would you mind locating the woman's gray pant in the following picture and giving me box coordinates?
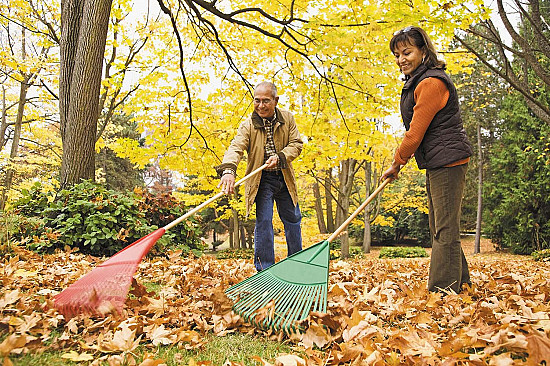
[426,163,470,293]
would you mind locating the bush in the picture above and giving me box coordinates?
[11,181,203,256]
[352,209,430,247]
[379,246,428,259]
[532,249,550,262]
[329,240,364,259]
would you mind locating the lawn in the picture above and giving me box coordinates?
[1,236,549,365]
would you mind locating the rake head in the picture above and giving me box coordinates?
[53,229,166,318]
[225,240,329,334]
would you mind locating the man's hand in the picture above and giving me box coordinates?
[266,155,279,168]
[218,173,236,195]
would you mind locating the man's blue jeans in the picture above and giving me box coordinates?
[254,171,302,271]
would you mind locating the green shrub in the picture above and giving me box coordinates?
[532,249,550,261]
[137,189,204,256]
[379,246,428,259]
[350,208,430,247]
[329,240,364,259]
[11,181,203,256]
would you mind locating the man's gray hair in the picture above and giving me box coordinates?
[255,81,278,98]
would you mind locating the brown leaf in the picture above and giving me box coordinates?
[526,334,550,366]
[301,322,331,349]
[138,358,166,366]
[274,354,306,366]
[0,334,32,356]
[0,290,20,309]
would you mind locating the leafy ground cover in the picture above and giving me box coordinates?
[1,236,549,365]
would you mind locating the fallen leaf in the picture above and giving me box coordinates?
[526,334,550,366]
[274,354,306,366]
[61,350,95,361]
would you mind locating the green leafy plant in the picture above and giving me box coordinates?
[379,246,428,259]
[0,212,22,255]
[532,248,550,261]
[11,181,204,256]
[329,240,364,259]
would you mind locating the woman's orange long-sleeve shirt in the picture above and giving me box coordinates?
[393,77,470,168]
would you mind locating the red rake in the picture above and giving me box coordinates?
[53,164,268,318]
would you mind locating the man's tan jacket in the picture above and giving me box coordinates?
[215,108,303,216]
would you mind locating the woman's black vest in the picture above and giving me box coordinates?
[400,65,472,169]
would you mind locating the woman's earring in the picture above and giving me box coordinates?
[422,55,426,63]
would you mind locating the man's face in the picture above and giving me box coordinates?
[253,86,278,119]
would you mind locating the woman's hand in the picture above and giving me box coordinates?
[381,162,402,182]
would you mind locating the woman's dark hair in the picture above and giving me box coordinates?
[390,26,446,70]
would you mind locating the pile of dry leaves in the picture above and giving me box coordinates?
[1,245,549,365]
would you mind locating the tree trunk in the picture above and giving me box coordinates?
[231,189,240,248]
[474,120,483,254]
[59,0,113,187]
[313,179,327,234]
[0,78,30,211]
[325,169,335,232]
[362,160,372,253]
[335,158,356,258]
[243,222,247,249]
[1,87,7,149]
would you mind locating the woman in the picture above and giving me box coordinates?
[381,26,472,294]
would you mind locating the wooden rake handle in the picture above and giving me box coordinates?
[163,163,268,231]
[326,178,391,243]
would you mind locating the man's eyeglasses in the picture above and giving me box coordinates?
[394,26,414,36]
[254,98,273,105]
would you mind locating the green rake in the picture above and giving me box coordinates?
[225,178,390,333]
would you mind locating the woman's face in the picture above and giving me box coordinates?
[393,41,425,76]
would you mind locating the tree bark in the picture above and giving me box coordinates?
[474,120,483,254]
[59,0,113,187]
[313,178,327,234]
[325,169,335,232]
[335,158,356,258]
[0,78,30,211]
[362,160,372,253]
[1,87,7,149]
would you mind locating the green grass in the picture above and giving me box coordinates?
[4,332,296,366]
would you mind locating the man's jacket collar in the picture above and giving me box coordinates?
[251,108,285,128]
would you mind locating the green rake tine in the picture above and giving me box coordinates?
[312,283,327,313]
[279,284,314,332]
[258,282,297,330]
[295,285,319,321]
[232,274,275,313]
[267,283,299,330]
[280,285,316,331]
[239,278,287,323]
[227,271,270,298]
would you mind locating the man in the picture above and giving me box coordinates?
[216,81,303,271]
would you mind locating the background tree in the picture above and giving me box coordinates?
[459,0,550,253]
[0,0,59,210]
[453,31,507,253]
[455,0,550,124]
[58,0,113,187]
